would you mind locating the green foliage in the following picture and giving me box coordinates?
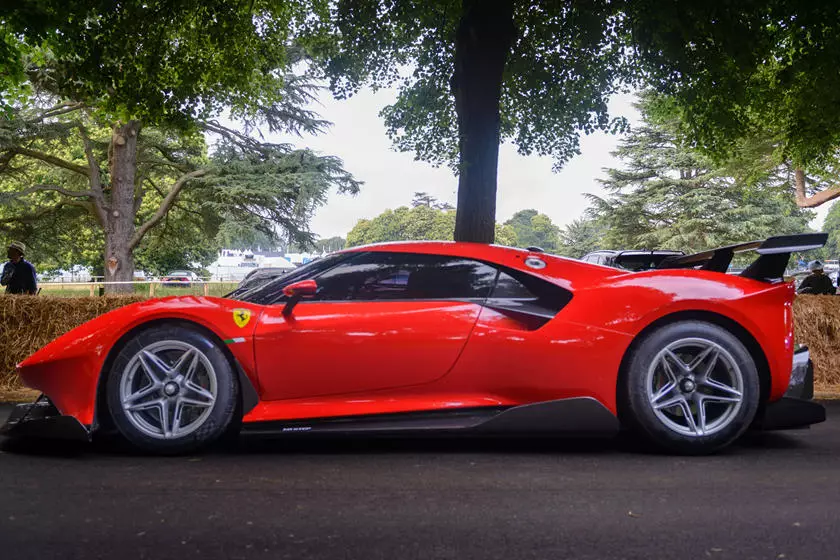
[823,202,840,259]
[300,1,631,171]
[503,210,561,252]
[493,223,518,247]
[315,236,346,253]
[0,2,319,132]
[627,1,840,169]
[202,142,360,249]
[556,217,607,259]
[0,95,359,276]
[587,94,814,254]
[346,194,519,247]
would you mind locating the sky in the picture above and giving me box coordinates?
[268,86,829,240]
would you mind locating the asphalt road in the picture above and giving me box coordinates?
[2,403,840,560]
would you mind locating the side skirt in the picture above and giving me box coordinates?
[241,397,620,438]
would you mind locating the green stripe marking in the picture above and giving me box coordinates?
[224,337,246,344]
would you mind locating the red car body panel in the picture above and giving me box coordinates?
[14,241,797,430]
[17,297,265,425]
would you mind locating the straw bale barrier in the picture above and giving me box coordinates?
[0,294,838,394]
[793,295,840,388]
[0,296,144,392]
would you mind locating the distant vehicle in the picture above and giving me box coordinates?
[823,259,839,273]
[160,270,200,288]
[580,249,684,271]
[229,267,291,295]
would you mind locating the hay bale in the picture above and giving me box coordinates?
[0,295,145,392]
[794,295,840,389]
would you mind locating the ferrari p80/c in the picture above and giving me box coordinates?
[2,235,826,455]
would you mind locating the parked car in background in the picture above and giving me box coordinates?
[228,267,291,295]
[580,249,684,271]
[160,270,200,288]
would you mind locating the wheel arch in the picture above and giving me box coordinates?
[616,310,772,421]
[92,318,259,434]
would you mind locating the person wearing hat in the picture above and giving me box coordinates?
[1,241,38,295]
[797,260,836,295]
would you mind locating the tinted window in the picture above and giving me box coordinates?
[227,253,351,303]
[313,252,498,301]
[492,271,538,299]
[486,266,573,328]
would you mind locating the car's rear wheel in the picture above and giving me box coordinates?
[105,325,239,454]
[620,321,760,454]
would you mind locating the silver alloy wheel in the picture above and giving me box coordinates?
[645,337,744,437]
[119,340,218,439]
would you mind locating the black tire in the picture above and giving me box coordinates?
[105,324,239,454]
[619,321,761,455]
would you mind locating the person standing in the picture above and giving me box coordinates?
[1,241,38,295]
[797,260,835,295]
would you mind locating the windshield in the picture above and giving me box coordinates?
[225,253,351,303]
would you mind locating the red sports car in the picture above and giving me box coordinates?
[2,235,827,454]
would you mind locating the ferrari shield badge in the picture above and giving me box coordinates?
[233,308,252,328]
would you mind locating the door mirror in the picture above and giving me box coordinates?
[283,279,318,298]
[282,279,318,316]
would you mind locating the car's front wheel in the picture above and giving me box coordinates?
[105,325,239,454]
[620,320,760,454]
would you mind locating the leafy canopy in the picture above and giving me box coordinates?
[301,1,631,171]
[0,1,319,132]
[586,94,814,254]
[346,194,517,247]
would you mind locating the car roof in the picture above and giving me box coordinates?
[338,241,628,286]
[341,240,539,259]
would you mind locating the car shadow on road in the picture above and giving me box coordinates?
[0,429,813,459]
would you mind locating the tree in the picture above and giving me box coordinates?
[1,3,359,291]
[301,1,632,243]
[315,236,346,253]
[346,194,518,247]
[412,191,455,210]
[627,2,840,209]
[503,209,561,252]
[557,217,606,259]
[587,95,813,254]
[0,101,359,290]
[822,202,840,260]
[301,1,840,242]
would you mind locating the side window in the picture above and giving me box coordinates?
[492,271,538,299]
[486,267,573,328]
[312,252,498,302]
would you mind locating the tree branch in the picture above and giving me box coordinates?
[794,168,840,208]
[16,184,95,198]
[129,169,207,249]
[76,124,110,225]
[12,147,90,176]
[0,201,90,225]
[26,102,86,123]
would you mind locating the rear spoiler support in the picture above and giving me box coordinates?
[657,234,828,282]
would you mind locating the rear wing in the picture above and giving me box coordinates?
[657,233,828,282]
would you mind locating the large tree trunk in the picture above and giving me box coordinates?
[451,0,516,243]
[104,121,140,294]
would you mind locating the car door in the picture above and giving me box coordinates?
[253,251,498,400]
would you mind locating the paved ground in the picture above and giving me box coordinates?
[2,403,840,560]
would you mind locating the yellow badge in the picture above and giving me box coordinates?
[233,308,252,328]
